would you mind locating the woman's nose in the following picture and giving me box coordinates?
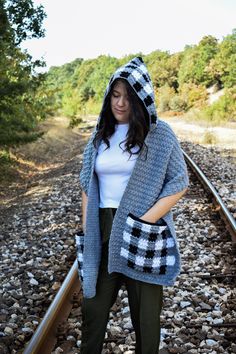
[117,96,125,106]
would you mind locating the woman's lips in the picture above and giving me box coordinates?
[114,108,126,114]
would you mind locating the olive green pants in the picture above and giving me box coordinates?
[81,208,163,354]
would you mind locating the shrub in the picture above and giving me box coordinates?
[84,98,101,115]
[69,116,83,128]
[179,83,208,110]
[169,95,187,112]
[202,130,218,144]
[156,85,175,112]
[0,149,11,165]
[203,87,236,123]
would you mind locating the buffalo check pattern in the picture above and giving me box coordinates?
[75,232,84,282]
[120,214,176,275]
[104,57,157,125]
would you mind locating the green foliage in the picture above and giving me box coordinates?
[156,85,176,112]
[88,55,119,101]
[169,95,187,112]
[145,51,170,88]
[0,148,11,165]
[179,83,208,110]
[44,58,83,113]
[44,29,235,124]
[156,83,207,113]
[84,98,101,115]
[203,87,236,123]
[178,36,218,87]
[6,0,46,45]
[61,85,82,118]
[184,87,236,125]
[165,52,184,90]
[50,55,120,118]
[0,0,47,146]
[207,29,236,88]
[0,148,15,183]
[145,51,184,90]
[69,116,83,128]
[73,55,119,103]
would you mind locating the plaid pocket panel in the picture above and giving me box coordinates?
[75,233,84,282]
[120,213,176,275]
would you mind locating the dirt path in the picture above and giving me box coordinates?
[0,116,91,216]
[162,116,236,151]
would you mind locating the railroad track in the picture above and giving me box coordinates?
[23,150,236,354]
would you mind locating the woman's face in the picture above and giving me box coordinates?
[111,80,131,124]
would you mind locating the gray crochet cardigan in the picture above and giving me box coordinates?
[78,57,189,298]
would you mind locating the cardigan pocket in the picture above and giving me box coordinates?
[75,231,84,283]
[120,213,176,275]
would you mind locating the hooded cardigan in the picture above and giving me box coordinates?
[78,57,189,298]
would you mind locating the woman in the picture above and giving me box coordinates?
[77,57,189,354]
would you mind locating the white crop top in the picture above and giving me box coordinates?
[95,123,139,208]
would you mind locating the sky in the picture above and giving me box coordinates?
[21,0,236,70]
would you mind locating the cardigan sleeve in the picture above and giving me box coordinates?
[79,134,95,196]
[79,150,90,196]
[158,136,189,200]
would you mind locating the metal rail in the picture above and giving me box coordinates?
[23,260,81,354]
[23,150,236,353]
[183,150,236,243]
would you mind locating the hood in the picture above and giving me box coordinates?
[97,56,158,131]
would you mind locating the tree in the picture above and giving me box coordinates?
[0,0,46,145]
[145,50,170,88]
[207,29,236,88]
[178,36,218,87]
[6,0,45,44]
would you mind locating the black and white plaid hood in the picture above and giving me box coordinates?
[97,56,158,131]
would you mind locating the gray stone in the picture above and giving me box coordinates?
[199,302,212,310]
[165,311,174,318]
[110,325,123,336]
[122,306,130,316]
[76,340,81,348]
[212,318,223,325]
[123,320,133,330]
[29,278,39,286]
[180,301,191,308]
[4,327,13,335]
[206,339,217,346]
[22,327,33,333]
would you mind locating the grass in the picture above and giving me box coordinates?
[0,148,18,184]
[0,149,11,165]
[183,108,228,127]
[202,130,218,145]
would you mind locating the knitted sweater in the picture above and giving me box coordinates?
[78,57,189,298]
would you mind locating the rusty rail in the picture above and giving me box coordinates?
[23,260,81,354]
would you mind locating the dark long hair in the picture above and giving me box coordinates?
[93,78,150,157]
